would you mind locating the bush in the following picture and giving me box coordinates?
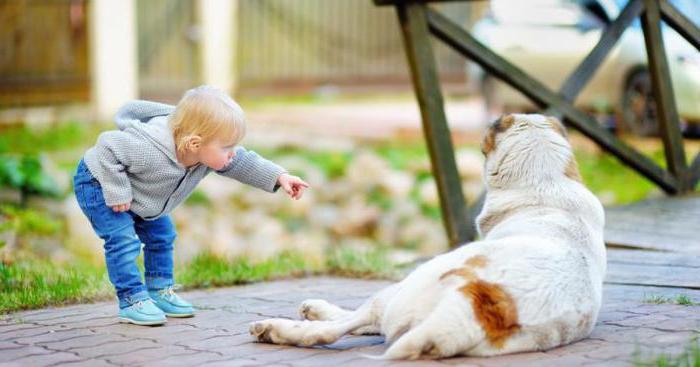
[0,155,60,202]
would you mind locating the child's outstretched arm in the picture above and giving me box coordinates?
[215,146,291,193]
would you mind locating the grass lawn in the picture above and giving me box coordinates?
[0,246,397,314]
[633,339,700,367]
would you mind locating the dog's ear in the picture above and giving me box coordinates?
[482,114,516,155]
[546,116,568,138]
[565,156,582,182]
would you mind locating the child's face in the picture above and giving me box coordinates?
[198,139,236,171]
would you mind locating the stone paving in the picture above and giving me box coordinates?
[1,276,699,367]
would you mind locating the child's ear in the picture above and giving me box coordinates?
[186,135,202,152]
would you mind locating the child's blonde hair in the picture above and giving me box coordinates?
[169,85,246,154]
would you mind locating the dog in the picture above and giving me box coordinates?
[249,114,606,360]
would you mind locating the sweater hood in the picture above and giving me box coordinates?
[114,101,182,166]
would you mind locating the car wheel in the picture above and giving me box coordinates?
[620,69,658,136]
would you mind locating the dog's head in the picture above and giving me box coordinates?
[480,114,581,189]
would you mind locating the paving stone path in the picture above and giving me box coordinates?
[2,273,699,367]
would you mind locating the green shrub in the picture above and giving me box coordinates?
[0,155,60,201]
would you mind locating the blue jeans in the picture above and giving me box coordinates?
[73,159,175,309]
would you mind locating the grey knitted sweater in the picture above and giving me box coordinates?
[83,100,287,221]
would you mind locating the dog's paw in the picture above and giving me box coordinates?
[249,321,273,343]
[299,299,332,320]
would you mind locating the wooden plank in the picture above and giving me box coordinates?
[607,248,700,269]
[424,8,679,194]
[641,0,689,192]
[660,1,700,190]
[395,2,474,247]
[659,0,700,52]
[605,262,700,289]
[604,196,700,252]
[606,248,700,290]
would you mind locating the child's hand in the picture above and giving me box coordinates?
[277,174,309,200]
[111,202,131,212]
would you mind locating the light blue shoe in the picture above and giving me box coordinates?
[149,285,195,318]
[118,299,167,326]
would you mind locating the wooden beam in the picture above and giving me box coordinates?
[425,7,679,193]
[563,0,642,103]
[659,0,700,52]
[545,0,643,117]
[691,152,700,188]
[396,2,475,246]
[641,0,689,192]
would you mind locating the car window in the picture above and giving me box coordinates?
[614,0,700,28]
[489,0,606,30]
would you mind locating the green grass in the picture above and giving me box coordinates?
[675,294,699,306]
[175,251,314,288]
[642,294,700,306]
[0,122,90,155]
[576,149,661,205]
[325,246,398,279]
[0,259,113,314]
[183,189,212,207]
[634,339,700,367]
[0,247,398,314]
[0,205,63,236]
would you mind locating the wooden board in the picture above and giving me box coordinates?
[604,196,700,253]
[606,248,700,290]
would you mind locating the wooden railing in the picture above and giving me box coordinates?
[375,0,700,247]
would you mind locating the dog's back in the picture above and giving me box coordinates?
[376,114,606,359]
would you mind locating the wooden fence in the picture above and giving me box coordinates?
[0,0,89,107]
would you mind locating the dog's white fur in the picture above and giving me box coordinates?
[249,114,606,360]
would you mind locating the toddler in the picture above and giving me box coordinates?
[73,86,308,325]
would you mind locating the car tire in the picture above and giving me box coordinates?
[620,69,659,136]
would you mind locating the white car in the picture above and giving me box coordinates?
[467,0,700,135]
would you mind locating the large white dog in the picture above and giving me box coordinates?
[249,114,606,359]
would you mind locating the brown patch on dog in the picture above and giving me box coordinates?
[439,267,476,281]
[464,255,488,268]
[546,116,568,138]
[481,114,516,156]
[460,280,521,349]
[440,255,488,281]
[565,156,582,182]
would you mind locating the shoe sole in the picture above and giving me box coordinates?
[165,312,195,318]
[118,317,167,326]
